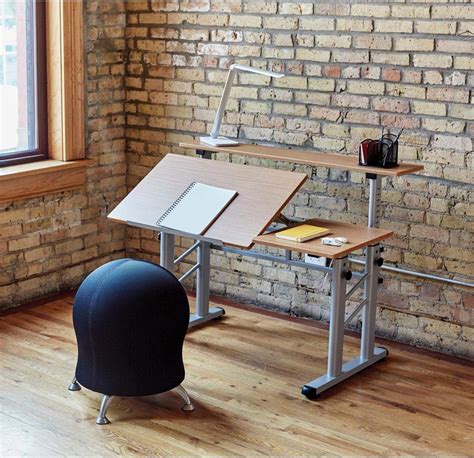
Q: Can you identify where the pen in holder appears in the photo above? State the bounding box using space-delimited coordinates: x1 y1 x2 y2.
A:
358 133 399 168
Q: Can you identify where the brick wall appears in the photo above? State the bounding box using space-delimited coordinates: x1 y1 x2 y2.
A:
0 1 127 308
124 1 473 358
0 1 472 359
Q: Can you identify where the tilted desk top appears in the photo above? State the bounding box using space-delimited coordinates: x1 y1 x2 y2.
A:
108 154 307 249
254 218 393 259
180 140 424 177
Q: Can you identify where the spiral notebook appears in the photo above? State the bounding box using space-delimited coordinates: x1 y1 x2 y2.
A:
156 182 238 235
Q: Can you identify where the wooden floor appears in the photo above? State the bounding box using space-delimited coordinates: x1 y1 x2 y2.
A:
1 294 473 456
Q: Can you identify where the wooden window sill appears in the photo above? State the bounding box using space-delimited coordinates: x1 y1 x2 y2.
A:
0 159 94 204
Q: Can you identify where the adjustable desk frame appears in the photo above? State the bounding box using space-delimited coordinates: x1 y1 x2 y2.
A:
157 146 402 398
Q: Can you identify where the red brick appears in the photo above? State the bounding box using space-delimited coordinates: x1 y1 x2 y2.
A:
323 65 341 78
463 295 474 309
372 97 410 113
382 68 401 82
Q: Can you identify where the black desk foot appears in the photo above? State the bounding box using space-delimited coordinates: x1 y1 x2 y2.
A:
301 385 319 400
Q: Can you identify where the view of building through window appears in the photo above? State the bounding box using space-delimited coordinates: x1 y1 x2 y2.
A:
0 0 37 155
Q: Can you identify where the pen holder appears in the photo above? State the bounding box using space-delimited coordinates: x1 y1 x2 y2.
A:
359 134 398 168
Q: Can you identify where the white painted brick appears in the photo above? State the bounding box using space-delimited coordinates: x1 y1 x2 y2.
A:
299 17 335 31
374 20 413 33
413 54 452 69
351 4 390 18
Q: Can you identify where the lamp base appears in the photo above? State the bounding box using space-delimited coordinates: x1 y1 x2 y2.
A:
199 136 239 147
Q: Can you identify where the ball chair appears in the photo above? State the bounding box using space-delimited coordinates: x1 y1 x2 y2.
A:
68 258 194 424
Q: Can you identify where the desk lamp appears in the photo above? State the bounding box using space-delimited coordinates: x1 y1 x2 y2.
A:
200 64 285 147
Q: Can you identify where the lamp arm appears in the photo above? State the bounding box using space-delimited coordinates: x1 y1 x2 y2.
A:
210 67 237 139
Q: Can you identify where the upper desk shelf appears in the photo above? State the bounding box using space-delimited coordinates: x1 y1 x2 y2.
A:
180 140 424 177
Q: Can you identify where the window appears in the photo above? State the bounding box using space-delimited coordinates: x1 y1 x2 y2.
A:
0 0 47 167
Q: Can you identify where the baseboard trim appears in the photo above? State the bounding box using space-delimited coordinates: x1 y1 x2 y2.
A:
0 289 76 317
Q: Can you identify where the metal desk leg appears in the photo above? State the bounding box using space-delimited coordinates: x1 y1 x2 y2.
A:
160 232 175 272
327 257 348 378
363 174 388 361
189 241 224 328
368 175 382 228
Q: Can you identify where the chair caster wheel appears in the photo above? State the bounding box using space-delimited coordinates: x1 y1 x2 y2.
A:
301 385 319 400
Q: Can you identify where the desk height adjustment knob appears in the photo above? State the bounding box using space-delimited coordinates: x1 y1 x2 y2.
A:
344 271 352 281
377 257 384 267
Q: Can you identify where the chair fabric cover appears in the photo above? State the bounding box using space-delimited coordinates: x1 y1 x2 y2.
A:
72 258 189 397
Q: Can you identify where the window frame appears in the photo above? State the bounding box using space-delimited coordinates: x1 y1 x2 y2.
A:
0 0 48 167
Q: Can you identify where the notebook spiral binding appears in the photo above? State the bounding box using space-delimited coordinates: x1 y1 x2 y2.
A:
156 182 197 226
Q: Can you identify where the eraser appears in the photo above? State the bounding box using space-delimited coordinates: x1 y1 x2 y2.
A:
321 237 342 247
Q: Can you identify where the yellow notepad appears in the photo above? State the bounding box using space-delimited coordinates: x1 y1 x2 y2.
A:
275 224 330 243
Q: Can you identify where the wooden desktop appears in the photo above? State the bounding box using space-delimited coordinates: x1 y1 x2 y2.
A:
255 218 392 259
179 140 424 177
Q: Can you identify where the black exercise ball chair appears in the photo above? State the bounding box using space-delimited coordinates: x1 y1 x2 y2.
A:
68 258 194 424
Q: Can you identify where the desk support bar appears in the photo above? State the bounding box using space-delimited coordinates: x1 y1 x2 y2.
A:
368 175 382 228
196 241 211 316
178 263 200 283
213 245 365 278
190 241 225 328
361 244 382 360
345 272 368 301
160 233 175 272
174 241 200 265
328 257 349 378
345 299 368 326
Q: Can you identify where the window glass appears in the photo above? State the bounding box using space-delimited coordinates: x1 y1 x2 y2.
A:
0 0 41 158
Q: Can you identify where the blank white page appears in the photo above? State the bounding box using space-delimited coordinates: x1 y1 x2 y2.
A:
157 182 238 235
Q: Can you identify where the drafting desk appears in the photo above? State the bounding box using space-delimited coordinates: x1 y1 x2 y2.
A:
177 140 423 398
109 144 421 397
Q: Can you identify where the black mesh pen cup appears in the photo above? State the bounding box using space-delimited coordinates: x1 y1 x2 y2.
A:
358 135 399 168
380 134 398 168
